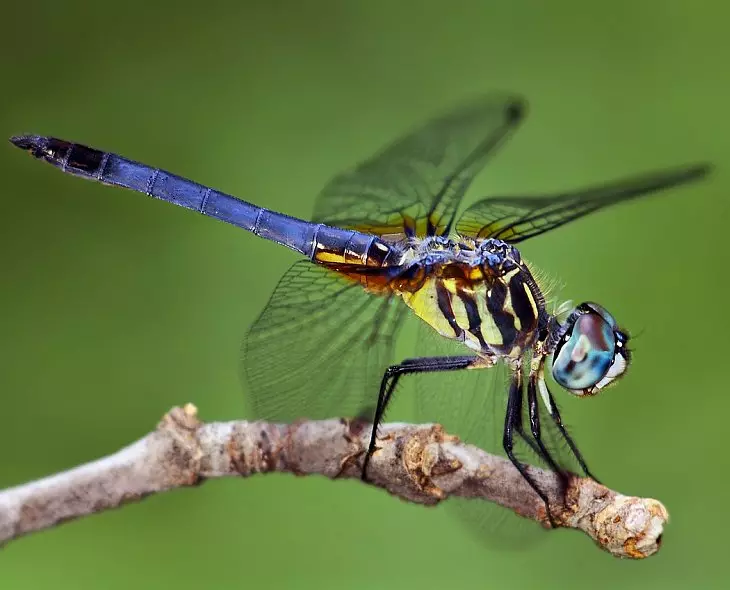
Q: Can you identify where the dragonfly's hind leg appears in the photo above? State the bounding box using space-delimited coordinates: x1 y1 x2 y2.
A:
360 355 480 482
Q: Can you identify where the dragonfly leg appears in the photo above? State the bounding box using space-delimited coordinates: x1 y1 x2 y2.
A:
526 372 564 475
537 370 600 483
503 368 557 528
361 355 479 482
510 400 544 459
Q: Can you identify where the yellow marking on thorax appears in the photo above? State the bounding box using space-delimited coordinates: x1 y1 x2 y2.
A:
474 286 503 346
465 267 486 282
398 277 503 353
439 278 460 295
438 279 485 349
399 278 457 340
501 268 521 330
523 282 538 319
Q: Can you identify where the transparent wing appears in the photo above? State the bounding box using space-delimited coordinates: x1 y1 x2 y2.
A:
456 164 710 243
313 94 525 238
412 323 582 549
242 261 408 422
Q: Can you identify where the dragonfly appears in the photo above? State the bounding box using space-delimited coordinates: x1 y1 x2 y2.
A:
10 94 710 528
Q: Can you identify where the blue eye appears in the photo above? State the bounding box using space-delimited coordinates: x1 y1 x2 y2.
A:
552 307 623 394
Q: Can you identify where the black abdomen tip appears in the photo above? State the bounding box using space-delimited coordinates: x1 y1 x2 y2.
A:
10 135 35 150
10 134 50 154
9 134 66 162
9 135 105 175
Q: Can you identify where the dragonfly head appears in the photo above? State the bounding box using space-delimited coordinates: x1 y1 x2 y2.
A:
550 302 630 396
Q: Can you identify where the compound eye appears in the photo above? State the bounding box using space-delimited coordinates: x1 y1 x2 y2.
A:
582 302 618 328
552 309 616 394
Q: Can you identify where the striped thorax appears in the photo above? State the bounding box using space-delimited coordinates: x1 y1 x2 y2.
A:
396 237 546 358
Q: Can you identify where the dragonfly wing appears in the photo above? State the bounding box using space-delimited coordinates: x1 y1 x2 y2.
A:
242 261 408 422
456 164 710 243
313 94 525 238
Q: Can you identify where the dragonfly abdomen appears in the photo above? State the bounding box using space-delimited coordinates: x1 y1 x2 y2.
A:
10 135 397 267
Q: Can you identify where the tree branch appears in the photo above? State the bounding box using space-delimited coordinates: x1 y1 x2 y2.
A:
0 404 667 558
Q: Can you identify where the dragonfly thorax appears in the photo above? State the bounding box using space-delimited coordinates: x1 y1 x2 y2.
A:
397 237 546 358
404 236 523 270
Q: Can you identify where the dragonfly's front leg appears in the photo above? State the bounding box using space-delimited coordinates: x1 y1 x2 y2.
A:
526 370 564 475
361 355 481 482
535 361 600 483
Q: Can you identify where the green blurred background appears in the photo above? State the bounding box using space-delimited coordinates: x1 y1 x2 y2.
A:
1 1 728 588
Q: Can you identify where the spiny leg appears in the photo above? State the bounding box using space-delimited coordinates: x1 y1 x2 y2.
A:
537 369 600 483
508 368 560 477
511 395 545 460
503 368 557 527
361 355 479 481
526 372 564 475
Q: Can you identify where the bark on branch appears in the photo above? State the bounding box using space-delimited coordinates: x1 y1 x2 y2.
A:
0 404 666 558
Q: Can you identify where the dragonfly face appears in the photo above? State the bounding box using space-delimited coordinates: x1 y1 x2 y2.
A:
551 302 630 396
10 93 710 534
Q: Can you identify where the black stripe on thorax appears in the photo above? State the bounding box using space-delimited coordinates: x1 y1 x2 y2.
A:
508 273 538 333
436 281 463 339
456 289 487 348
487 281 517 347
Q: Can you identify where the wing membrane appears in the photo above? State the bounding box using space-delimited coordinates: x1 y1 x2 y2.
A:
313 94 525 238
242 261 408 422
456 164 710 243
